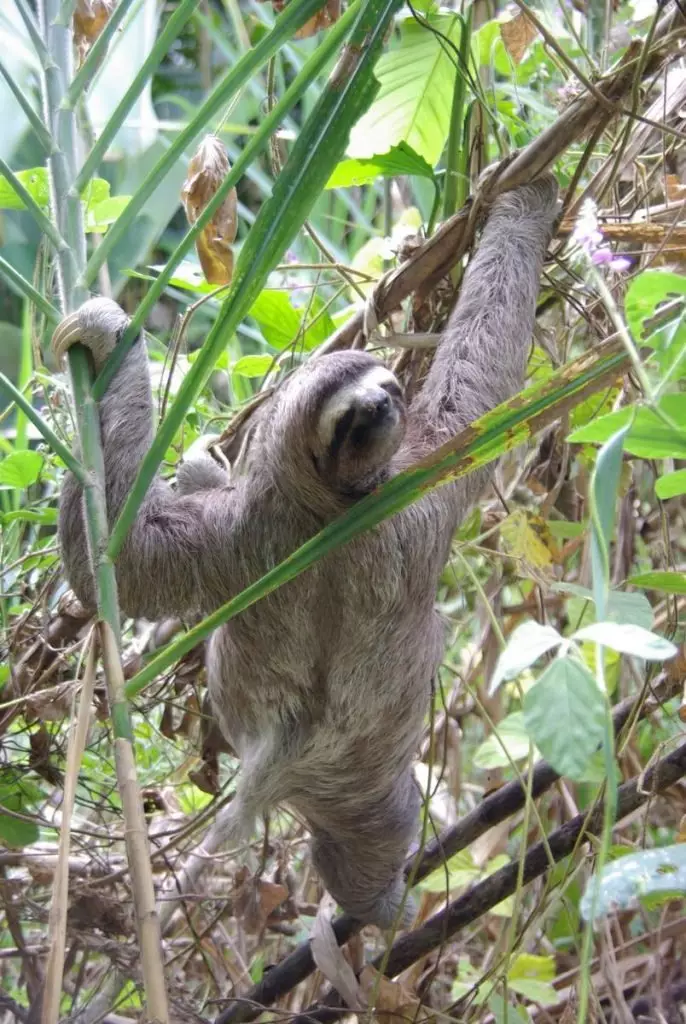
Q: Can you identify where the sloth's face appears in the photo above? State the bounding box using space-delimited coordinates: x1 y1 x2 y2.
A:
310 357 407 495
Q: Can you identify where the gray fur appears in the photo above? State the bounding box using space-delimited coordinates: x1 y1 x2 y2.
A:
57 177 559 927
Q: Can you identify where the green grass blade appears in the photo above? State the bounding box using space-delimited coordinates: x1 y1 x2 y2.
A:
0 254 60 322
108 0 403 560
124 340 628 697
83 0 334 286
65 0 138 106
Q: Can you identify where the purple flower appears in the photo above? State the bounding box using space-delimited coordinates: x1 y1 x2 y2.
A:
572 198 630 273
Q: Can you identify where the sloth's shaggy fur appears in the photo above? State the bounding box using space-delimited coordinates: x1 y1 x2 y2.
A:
58 176 559 927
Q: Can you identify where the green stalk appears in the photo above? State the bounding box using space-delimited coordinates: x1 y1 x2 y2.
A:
0 157 68 251
82 0 331 286
15 304 33 453
125 340 628 698
442 11 471 220
15 0 50 63
94 0 362 399
0 254 60 323
108 0 401 561
0 372 86 481
38 0 169 1016
74 0 199 192
65 0 138 105
0 58 55 153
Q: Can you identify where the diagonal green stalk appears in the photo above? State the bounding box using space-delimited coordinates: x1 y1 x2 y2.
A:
124 340 629 698
442 10 471 220
0 372 86 481
94 0 362 399
37 0 169 1017
82 0 332 286
64 0 138 106
0 254 60 322
0 58 55 153
74 0 199 192
0 157 68 251
107 0 402 561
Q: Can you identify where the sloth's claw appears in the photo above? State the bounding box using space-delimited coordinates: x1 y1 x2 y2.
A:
51 298 128 371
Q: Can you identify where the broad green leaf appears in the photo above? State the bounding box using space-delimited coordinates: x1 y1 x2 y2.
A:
0 167 51 209
508 953 555 983
552 583 654 631
573 622 676 660
347 13 462 166
523 657 606 780
569 397 686 458
489 620 563 695
625 269 686 341
655 468 686 499
419 850 479 893
232 355 275 378
85 196 132 233
249 291 302 349
580 844 686 922
473 711 532 770
0 814 39 848
326 141 435 188
488 994 529 1024
0 167 111 212
507 953 558 1005
629 570 686 594
0 450 44 488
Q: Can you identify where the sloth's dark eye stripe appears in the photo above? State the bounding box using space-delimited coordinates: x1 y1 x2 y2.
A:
328 406 356 459
382 379 403 401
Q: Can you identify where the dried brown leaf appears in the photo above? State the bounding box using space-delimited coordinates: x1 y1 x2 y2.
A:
233 869 288 934
181 135 238 286
360 965 434 1024
73 0 115 61
311 894 366 1010
500 10 538 64
268 0 340 36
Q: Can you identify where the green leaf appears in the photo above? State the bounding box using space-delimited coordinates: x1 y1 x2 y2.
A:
473 711 532 770
249 291 302 349
419 850 480 893
573 622 677 661
0 167 112 212
85 195 131 233
232 355 275 378
625 269 686 342
523 657 606 780
2 508 57 526
569 397 686 458
489 620 563 695
326 141 435 188
0 450 45 489
580 844 686 922
0 814 39 848
655 468 686 500
0 167 51 209
629 570 686 594
508 953 555 983
552 583 654 631
507 978 559 1005
346 13 462 166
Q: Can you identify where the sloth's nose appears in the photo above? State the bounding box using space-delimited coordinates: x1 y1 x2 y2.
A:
356 388 391 426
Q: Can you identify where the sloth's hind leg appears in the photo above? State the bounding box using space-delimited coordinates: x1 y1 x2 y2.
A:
308 769 420 929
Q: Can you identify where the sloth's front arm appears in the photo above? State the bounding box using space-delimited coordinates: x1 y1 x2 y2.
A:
55 299 240 620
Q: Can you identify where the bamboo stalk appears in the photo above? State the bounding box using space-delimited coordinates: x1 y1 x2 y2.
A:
36 0 169 1018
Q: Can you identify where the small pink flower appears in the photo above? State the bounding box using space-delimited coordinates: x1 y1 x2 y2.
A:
609 256 631 273
591 247 613 265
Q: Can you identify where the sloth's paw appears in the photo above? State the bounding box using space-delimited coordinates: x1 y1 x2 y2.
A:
51 297 130 372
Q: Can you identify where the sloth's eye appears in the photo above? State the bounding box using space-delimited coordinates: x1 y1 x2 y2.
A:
328 406 356 459
381 379 403 401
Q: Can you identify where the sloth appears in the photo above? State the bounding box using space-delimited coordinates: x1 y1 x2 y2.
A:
54 173 559 928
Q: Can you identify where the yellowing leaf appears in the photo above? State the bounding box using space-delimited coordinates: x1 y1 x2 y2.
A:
500 509 561 583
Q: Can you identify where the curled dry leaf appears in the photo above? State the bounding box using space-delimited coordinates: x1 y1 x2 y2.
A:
500 10 538 64
73 0 116 62
359 965 434 1024
181 135 238 286
311 894 366 1011
233 866 289 934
